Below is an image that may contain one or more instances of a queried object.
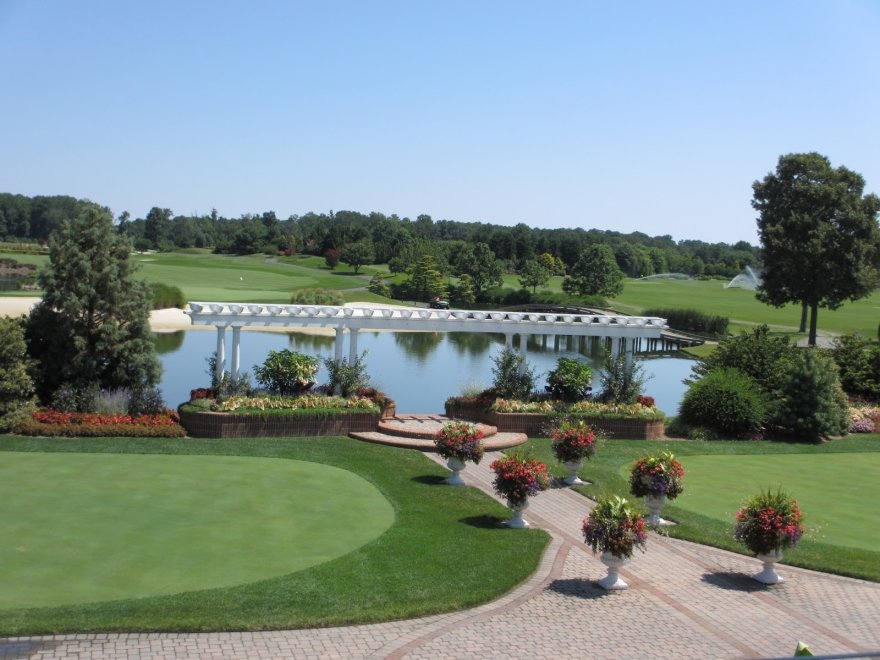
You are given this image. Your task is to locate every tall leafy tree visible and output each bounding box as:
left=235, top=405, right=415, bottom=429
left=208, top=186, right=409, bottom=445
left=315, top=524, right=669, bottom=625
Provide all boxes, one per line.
left=144, top=206, right=173, bottom=249
left=341, top=241, right=374, bottom=274
left=0, top=317, right=34, bottom=429
left=453, top=242, right=503, bottom=299
left=518, top=258, right=551, bottom=293
left=753, top=153, right=880, bottom=345
left=26, top=206, right=161, bottom=402
left=562, top=243, right=625, bottom=298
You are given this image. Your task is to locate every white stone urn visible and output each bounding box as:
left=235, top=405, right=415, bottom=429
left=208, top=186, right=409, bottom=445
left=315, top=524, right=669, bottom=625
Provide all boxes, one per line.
left=754, top=549, right=784, bottom=584
left=446, top=456, right=466, bottom=486
left=505, top=498, right=530, bottom=529
left=563, top=459, right=585, bottom=486
left=644, top=494, right=670, bottom=527
left=597, top=552, right=630, bottom=590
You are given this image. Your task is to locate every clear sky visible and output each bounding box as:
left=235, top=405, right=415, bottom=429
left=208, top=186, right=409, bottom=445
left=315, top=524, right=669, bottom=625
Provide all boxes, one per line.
left=1, top=1, right=878, bottom=245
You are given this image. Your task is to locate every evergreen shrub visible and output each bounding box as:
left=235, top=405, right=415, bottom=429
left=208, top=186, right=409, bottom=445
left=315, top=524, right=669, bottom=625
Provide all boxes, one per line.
left=774, top=350, right=849, bottom=439
left=679, top=367, right=765, bottom=437
left=642, top=307, right=728, bottom=337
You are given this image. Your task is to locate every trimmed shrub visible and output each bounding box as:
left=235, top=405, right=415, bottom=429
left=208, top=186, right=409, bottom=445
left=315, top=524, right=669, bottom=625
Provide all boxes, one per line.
left=149, top=282, right=186, bottom=309
left=546, top=357, right=593, bottom=402
left=643, top=307, right=728, bottom=337
left=127, top=387, right=166, bottom=416
left=0, top=316, right=35, bottom=429
left=290, top=288, right=344, bottom=305
left=774, top=349, right=849, bottom=439
left=253, top=349, right=320, bottom=395
left=832, top=334, right=880, bottom=400
left=679, top=367, right=765, bottom=437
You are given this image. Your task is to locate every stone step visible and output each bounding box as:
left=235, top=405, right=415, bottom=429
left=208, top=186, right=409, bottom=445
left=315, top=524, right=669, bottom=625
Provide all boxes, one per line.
left=376, top=414, right=498, bottom=440
left=349, top=429, right=527, bottom=452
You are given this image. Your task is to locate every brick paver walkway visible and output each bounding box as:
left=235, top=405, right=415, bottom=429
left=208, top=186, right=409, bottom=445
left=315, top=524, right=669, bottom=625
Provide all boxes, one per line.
left=3, top=445, right=879, bottom=660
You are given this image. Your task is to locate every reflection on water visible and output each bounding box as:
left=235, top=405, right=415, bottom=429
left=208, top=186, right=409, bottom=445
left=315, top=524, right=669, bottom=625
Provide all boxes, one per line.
left=156, top=330, right=695, bottom=416
left=153, top=331, right=185, bottom=354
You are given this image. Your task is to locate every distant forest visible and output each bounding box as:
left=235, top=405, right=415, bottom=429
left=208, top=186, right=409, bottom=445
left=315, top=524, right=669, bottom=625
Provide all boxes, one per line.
left=0, top=193, right=758, bottom=279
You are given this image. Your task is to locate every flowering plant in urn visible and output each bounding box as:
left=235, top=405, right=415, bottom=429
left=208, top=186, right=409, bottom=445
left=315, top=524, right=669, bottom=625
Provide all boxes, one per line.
left=434, top=421, right=485, bottom=464
left=490, top=452, right=550, bottom=507
left=734, top=489, right=804, bottom=556
left=629, top=450, right=685, bottom=500
left=582, top=495, right=648, bottom=559
left=551, top=418, right=597, bottom=464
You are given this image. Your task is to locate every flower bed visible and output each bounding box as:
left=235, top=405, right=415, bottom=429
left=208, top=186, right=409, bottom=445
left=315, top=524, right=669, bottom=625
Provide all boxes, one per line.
left=445, top=397, right=665, bottom=439
left=16, top=410, right=185, bottom=438
left=849, top=405, right=880, bottom=433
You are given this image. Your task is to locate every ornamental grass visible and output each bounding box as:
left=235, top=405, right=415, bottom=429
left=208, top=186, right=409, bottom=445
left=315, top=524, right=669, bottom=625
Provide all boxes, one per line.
left=734, top=488, right=805, bottom=556
left=629, top=450, right=685, bottom=499
left=434, top=421, right=485, bottom=463
left=581, top=494, right=648, bottom=559
left=489, top=452, right=550, bottom=506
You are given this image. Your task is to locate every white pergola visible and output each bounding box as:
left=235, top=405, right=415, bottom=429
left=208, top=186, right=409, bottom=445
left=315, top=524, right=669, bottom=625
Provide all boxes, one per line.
left=186, top=302, right=668, bottom=381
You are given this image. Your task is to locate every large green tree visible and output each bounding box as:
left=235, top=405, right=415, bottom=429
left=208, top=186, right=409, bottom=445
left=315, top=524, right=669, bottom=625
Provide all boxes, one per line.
left=753, top=153, right=880, bottom=346
left=0, top=317, right=34, bottom=429
left=26, top=206, right=161, bottom=402
left=518, top=258, right=551, bottom=293
left=341, top=241, right=375, bottom=274
left=562, top=243, right=624, bottom=298
left=453, top=242, right=503, bottom=299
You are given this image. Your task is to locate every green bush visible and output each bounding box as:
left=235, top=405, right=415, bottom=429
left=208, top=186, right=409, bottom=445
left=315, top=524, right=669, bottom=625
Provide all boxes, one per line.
left=149, top=282, right=186, bottom=309
left=679, top=367, right=765, bottom=437
left=642, top=307, right=729, bottom=337
left=690, top=325, right=798, bottom=397
left=832, top=334, right=880, bottom=400
left=774, top=349, right=849, bottom=439
left=598, top=353, right=646, bottom=404
left=322, top=353, right=371, bottom=397
left=491, top=347, right=536, bottom=401
left=546, top=357, right=592, bottom=402
left=0, top=317, right=34, bottom=429
left=290, top=288, right=344, bottom=305
left=253, top=350, right=320, bottom=395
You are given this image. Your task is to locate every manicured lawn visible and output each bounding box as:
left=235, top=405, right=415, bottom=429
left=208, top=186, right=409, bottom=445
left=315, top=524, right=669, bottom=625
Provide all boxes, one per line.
left=0, top=436, right=549, bottom=635
left=520, top=435, right=880, bottom=581
left=0, top=452, right=393, bottom=609
left=610, top=278, right=880, bottom=338
left=673, top=453, right=879, bottom=552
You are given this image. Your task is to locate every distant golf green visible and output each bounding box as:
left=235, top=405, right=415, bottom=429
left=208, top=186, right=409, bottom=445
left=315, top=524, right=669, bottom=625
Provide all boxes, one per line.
left=0, top=452, right=394, bottom=609
left=671, top=453, right=880, bottom=551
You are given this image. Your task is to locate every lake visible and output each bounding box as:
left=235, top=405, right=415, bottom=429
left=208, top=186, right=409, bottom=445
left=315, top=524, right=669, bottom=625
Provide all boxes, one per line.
left=155, top=329, right=695, bottom=416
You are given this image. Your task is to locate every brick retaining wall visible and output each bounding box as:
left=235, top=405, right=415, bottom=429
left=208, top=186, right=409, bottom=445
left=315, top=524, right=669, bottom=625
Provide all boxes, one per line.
left=179, top=410, right=381, bottom=438
left=444, top=404, right=664, bottom=440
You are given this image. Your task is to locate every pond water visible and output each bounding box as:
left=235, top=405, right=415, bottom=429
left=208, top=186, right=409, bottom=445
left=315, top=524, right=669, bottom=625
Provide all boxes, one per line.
left=156, top=329, right=696, bottom=416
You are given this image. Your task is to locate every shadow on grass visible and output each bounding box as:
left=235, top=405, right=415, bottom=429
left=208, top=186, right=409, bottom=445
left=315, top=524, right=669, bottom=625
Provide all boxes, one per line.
left=701, top=571, right=768, bottom=592
left=412, top=475, right=447, bottom=485
left=547, top=578, right=615, bottom=599
left=459, top=515, right=506, bottom=529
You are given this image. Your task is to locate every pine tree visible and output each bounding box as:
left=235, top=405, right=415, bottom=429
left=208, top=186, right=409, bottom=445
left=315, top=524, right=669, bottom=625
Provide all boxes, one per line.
left=26, top=206, right=161, bottom=403
left=775, top=349, right=849, bottom=439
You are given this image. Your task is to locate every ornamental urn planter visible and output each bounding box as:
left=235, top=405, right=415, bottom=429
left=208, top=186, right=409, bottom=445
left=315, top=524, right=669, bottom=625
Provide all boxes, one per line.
left=597, top=552, right=630, bottom=590
left=505, top=498, right=530, bottom=528
left=754, top=549, right=784, bottom=584
left=644, top=494, right=671, bottom=527
left=446, top=457, right=466, bottom=486
left=563, top=459, right=585, bottom=486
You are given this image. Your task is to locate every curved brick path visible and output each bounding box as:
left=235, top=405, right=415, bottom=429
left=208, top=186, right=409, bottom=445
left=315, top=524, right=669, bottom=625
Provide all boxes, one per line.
left=3, top=447, right=879, bottom=659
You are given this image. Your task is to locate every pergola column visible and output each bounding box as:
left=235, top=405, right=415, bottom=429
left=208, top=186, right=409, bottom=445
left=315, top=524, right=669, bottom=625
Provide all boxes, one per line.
left=348, top=328, right=360, bottom=364
left=505, top=333, right=514, bottom=348
left=334, top=327, right=345, bottom=364
left=231, top=326, right=241, bottom=379
left=519, top=333, right=529, bottom=373
left=215, top=326, right=226, bottom=380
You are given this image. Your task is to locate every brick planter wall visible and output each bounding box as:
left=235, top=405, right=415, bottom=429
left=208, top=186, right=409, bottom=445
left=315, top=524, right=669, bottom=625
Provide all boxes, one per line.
left=483, top=411, right=664, bottom=440
left=444, top=403, right=492, bottom=424
left=179, top=410, right=381, bottom=438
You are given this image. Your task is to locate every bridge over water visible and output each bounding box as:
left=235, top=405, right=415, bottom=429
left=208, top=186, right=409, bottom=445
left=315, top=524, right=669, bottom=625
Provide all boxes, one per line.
left=186, top=302, right=669, bottom=381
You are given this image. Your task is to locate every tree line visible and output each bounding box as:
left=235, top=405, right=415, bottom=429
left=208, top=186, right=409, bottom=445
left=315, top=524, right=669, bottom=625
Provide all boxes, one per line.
left=1, top=194, right=758, bottom=280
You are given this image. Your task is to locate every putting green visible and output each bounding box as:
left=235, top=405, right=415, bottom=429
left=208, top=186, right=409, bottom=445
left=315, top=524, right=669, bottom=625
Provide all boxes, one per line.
left=668, top=453, right=880, bottom=551
left=0, top=452, right=394, bottom=609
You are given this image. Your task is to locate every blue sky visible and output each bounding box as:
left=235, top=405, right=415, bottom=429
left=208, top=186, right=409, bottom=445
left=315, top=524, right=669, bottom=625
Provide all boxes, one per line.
left=1, top=1, right=878, bottom=244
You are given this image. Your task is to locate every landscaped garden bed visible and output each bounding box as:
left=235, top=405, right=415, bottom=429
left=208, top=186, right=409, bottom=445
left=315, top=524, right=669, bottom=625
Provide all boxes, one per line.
left=15, top=409, right=186, bottom=438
